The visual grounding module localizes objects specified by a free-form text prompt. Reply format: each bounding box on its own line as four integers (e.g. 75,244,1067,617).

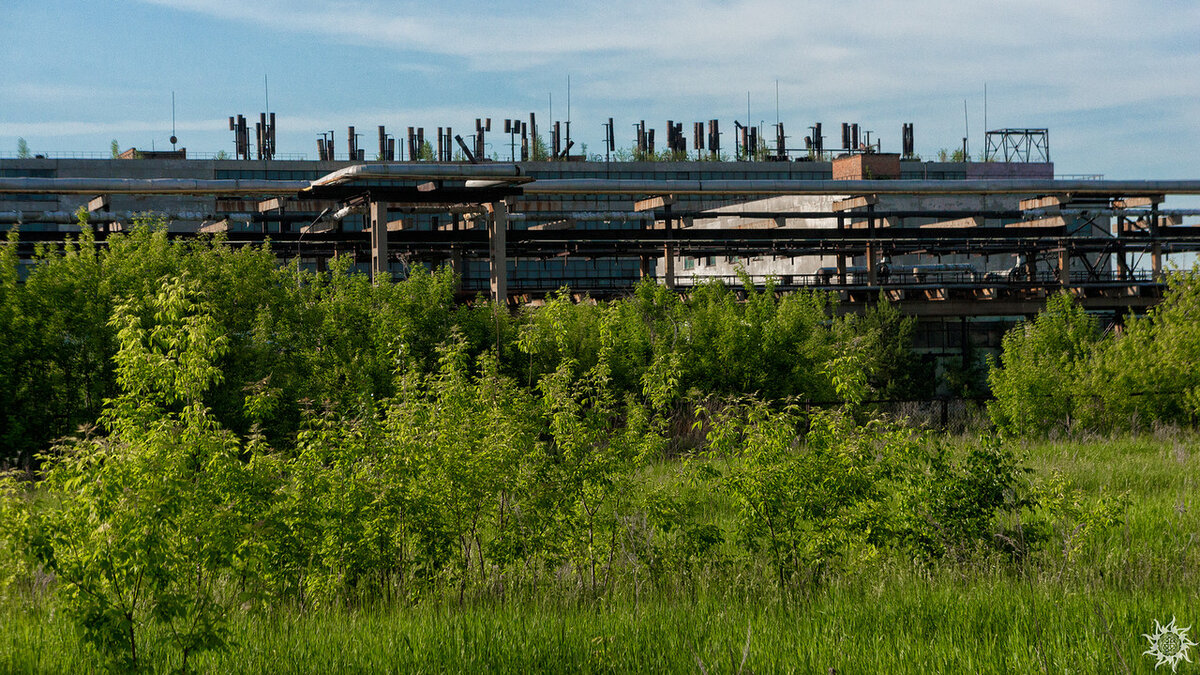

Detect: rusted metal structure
3,164,1200,321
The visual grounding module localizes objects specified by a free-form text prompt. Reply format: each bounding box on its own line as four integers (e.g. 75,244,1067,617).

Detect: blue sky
3,0,1199,179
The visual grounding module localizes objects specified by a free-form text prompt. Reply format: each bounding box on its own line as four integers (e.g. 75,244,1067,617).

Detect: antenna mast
170,91,178,149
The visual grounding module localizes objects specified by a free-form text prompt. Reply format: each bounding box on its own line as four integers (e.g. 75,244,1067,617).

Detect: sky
2,0,1199,181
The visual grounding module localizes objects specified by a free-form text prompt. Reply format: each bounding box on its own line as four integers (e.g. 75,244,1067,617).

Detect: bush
987,292,1099,435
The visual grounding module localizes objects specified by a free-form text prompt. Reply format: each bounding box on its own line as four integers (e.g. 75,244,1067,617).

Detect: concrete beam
634,195,677,211
920,216,981,229
1018,195,1069,211
832,195,878,212
198,219,231,234
257,197,286,212
1006,215,1066,228
1112,196,1162,209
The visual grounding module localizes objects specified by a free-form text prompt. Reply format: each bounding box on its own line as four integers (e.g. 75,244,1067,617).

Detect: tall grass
3,575,1189,673
3,433,1197,673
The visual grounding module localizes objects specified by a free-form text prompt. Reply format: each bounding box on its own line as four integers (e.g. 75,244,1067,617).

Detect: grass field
2,432,1198,673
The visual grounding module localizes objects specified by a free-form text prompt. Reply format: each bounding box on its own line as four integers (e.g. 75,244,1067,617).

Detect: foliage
988,268,1200,433
531,134,549,161
29,275,262,670
4,210,1196,671
987,292,1099,435
897,436,1035,560
703,401,909,594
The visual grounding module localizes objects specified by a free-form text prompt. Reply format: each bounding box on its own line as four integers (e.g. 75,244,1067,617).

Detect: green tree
704,400,910,597
988,292,1099,435
32,275,259,670
532,134,549,161
0,223,114,468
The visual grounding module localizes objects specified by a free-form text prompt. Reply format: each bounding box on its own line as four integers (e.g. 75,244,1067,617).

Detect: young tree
988,292,1098,435
32,275,260,670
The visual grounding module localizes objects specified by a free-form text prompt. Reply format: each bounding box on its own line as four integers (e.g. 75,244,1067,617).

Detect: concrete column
866,204,878,286
1150,202,1162,281
1113,211,1129,281
370,200,388,283
488,200,508,302
450,213,464,293
836,213,846,284
662,211,675,289
1058,246,1070,287
450,247,464,292
1117,246,1130,281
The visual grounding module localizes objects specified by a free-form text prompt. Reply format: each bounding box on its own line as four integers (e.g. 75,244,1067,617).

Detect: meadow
1,222,1198,672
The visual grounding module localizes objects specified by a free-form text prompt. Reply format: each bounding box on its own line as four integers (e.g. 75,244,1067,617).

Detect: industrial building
4,123,1199,369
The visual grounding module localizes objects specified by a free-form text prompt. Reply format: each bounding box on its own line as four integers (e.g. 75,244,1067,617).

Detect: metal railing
457,268,1167,295
0,151,311,161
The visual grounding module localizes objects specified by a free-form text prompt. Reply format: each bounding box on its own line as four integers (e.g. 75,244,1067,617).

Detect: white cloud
10,0,1197,174
133,0,1200,116
2,118,230,137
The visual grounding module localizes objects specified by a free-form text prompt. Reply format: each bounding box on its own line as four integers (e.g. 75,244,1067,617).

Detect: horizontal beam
832,195,878,211
524,178,1200,196
0,177,310,195
633,195,676,211
307,163,527,188
7,174,1200,200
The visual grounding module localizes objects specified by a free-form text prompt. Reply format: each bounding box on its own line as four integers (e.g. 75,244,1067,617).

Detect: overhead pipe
5,173,1200,202
523,178,1200,196
508,211,653,222
0,210,255,224
307,162,524,188
0,177,308,195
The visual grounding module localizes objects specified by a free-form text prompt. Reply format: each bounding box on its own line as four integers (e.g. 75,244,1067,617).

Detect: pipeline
308,163,525,188
0,177,308,195
0,210,255,224
523,178,1200,196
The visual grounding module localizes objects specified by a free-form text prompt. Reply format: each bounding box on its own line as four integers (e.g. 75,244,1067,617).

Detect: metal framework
984,129,1050,163
5,164,1200,316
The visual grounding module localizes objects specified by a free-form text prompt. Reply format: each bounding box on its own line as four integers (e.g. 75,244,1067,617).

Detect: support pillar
449,213,464,293
866,204,878,286
836,213,846,284
488,199,508,302
450,248,464,292
1058,245,1070,287
1113,210,1129,281
1150,202,1162,281
662,207,675,289
370,200,388,284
